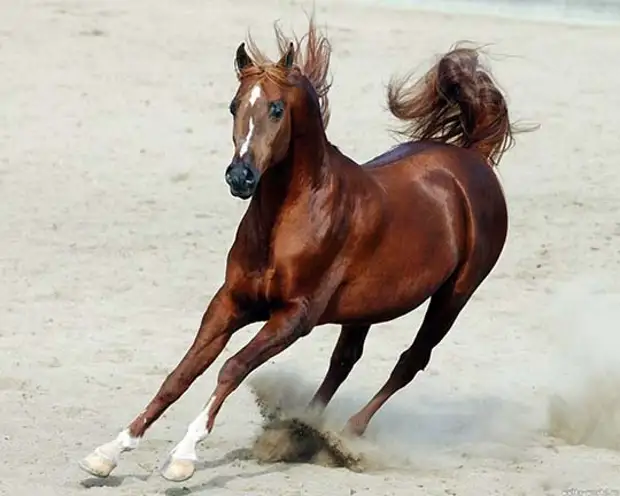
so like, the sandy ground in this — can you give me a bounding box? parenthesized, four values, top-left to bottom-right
(2, 0, 620, 494)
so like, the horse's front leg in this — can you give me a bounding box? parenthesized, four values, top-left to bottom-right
(79, 287, 251, 478)
(161, 298, 314, 482)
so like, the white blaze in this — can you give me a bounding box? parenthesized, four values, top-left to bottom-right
(238, 84, 262, 158)
(248, 83, 262, 106)
(239, 120, 254, 158)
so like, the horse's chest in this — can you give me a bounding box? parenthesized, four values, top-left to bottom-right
(248, 267, 282, 303)
(240, 243, 326, 305)
(232, 210, 338, 304)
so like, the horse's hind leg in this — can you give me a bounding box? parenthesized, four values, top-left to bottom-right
(342, 271, 480, 437)
(308, 324, 371, 411)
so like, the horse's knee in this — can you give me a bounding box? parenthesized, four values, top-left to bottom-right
(217, 357, 246, 389)
(155, 373, 190, 405)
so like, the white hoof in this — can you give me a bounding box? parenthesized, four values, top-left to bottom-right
(161, 457, 196, 482)
(79, 449, 117, 478)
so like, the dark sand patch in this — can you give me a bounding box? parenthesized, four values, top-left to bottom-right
(252, 417, 366, 471)
(247, 375, 369, 471)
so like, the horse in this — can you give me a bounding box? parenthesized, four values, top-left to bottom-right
(80, 17, 518, 483)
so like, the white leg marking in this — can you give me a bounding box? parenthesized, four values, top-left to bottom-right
(170, 396, 214, 461)
(161, 396, 215, 482)
(79, 429, 140, 478)
(238, 83, 262, 158)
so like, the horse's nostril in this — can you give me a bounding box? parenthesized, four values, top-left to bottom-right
(243, 169, 256, 185)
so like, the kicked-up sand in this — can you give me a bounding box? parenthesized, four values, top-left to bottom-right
(1, 0, 620, 494)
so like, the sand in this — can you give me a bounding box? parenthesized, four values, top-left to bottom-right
(1, 0, 620, 494)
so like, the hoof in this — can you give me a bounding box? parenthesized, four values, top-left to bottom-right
(79, 450, 117, 478)
(161, 457, 196, 482)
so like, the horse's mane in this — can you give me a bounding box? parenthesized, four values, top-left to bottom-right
(236, 17, 332, 128)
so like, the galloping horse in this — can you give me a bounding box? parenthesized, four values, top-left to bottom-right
(81, 18, 517, 482)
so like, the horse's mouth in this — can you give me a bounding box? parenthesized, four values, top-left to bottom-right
(229, 185, 254, 200)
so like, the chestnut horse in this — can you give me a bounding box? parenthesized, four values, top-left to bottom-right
(80, 19, 517, 482)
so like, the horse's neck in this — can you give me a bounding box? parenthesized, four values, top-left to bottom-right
(289, 129, 332, 193)
(243, 129, 334, 243)
(240, 78, 340, 255)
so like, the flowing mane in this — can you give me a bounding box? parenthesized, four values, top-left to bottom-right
(236, 17, 333, 128)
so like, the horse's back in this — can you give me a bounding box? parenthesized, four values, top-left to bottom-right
(363, 140, 506, 217)
(362, 141, 440, 169)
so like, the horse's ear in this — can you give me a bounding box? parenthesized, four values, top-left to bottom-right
(235, 42, 253, 71)
(277, 42, 295, 70)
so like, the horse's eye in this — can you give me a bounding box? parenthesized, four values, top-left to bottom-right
(268, 100, 285, 120)
(229, 100, 237, 116)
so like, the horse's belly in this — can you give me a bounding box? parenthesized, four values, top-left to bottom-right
(320, 286, 431, 325)
(319, 256, 454, 326)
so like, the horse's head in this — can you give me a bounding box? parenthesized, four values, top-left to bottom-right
(225, 42, 298, 200)
(224, 21, 332, 199)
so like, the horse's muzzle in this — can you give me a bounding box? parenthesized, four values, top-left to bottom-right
(225, 160, 259, 199)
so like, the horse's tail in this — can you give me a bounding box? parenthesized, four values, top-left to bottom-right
(387, 45, 516, 166)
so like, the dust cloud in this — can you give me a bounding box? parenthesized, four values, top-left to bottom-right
(542, 274, 620, 450)
(244, 274, 620, 475)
